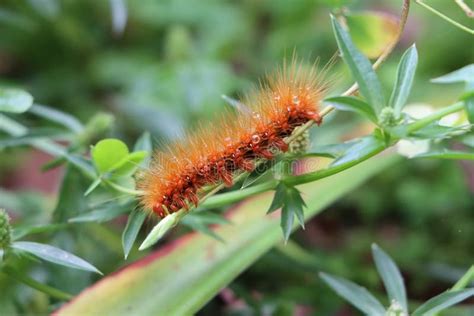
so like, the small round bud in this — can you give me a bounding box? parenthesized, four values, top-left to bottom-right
(379, 107, 397, 127)
(386, 300, 407, 316)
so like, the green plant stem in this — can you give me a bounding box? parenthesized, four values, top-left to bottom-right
(205, 100, 467, 205)
(415, 0, 474, 34)
(202, 180, 278, 209)
(405, 101, 465, 134)
(451, 265, 474, 291)
(282, 145, 386, 186)
(2, 266, 73, 301)
(103, 179, 144, 196)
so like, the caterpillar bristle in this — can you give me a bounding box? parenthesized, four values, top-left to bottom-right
(138, 59, 330, 218)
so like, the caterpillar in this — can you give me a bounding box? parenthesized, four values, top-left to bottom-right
(138, 60, 329, 218)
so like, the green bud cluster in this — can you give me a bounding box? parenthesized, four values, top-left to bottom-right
(289, 128, 310, 154)
(385, 300, 407, 316)
(0, 209, 11, 249)
(379, 107, 398, 127)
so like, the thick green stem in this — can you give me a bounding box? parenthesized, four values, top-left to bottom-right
(405, 102, 465, 134)
(282, 145, 386, 186)
(202, 180, 278, 209)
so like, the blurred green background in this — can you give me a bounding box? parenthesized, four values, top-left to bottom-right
(0, 0, 473, 314)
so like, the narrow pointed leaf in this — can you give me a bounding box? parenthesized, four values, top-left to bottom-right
(139, 212, 180, 250)
(122, 209, 147, 259)
(390, 45, 418, 117)
(11, 241, 102, 274)
(431, 64, 474, 85)
(412, 289, 474, 316)
(280, 203, 294, 242)
(267, 183, 286, 214)
(415, 150, 474, 160)
(371, 244, 407, 311)
(84, 178, 101, 196)
(320, 272, 386, 316)
(325, 96, 378, 123)
(332, 135, 385, 167)
(331, 15, 385, 112)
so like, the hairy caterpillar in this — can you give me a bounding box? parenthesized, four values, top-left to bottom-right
(139, 60, 329, 218)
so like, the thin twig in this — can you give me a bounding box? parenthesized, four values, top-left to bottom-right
(454, 0, 474, 18)
(415, 0, 474, 34)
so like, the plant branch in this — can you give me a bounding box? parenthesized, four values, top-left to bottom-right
(454, 0, 474, 18)
(104, 179, 144, 196)
(3, 266, 73, 301)
(415, 0, 474, 34)
(405, 101, 465, 134)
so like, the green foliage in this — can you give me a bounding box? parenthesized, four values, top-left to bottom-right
(0, 88, 33, 113)
(11, 241, 102, 275)
(0, 0, 472, 314)
(322, 244, 473, 315)
(389, 45, 419, 117)
(331, 15, 385, 112)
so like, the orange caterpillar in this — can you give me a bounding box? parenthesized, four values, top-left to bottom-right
(139, 61, 328, 218)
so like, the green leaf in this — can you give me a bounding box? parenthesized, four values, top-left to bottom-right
(431, 64, 474, 85)
(306, 140, 359, 159)
(390, 45, 418, 117)
(84, 178, 101, 196)
(464, 95, 474, 124)
(139, 212, 180, 250)
(286, 187, 306, 229)
(415, 150, 474, 160)
(92, 139, 129, 174)
(181, 213, 230, 242)
(11, 241, 102, 274)
(280, 203, 294, 242)
(122, 209, 147, 259)
(68, 202, 132, 223)
(325, 96, 378, 123)
(332, 135, 385, 167)
(371, 244, 407, 311)
(110, 151, 148, 177)
(331, 15, 385, 112)
(344, 11, 399, 59)
(411, 123, 470, 140)
(28, 104, 84, 133)
(412, 289, 474, 316)
(319, 272, 386, 316)
(267, 182, 286, 213)
(52, 155, 399, 315)
(133, 132, 153, 168)
(0, 88, 33, 113)
(270, 184, 307, 240)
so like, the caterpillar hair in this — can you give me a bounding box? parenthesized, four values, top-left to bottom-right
(138, 59, 331, 218)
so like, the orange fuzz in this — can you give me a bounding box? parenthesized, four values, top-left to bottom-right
(139, 61, 328, 218)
